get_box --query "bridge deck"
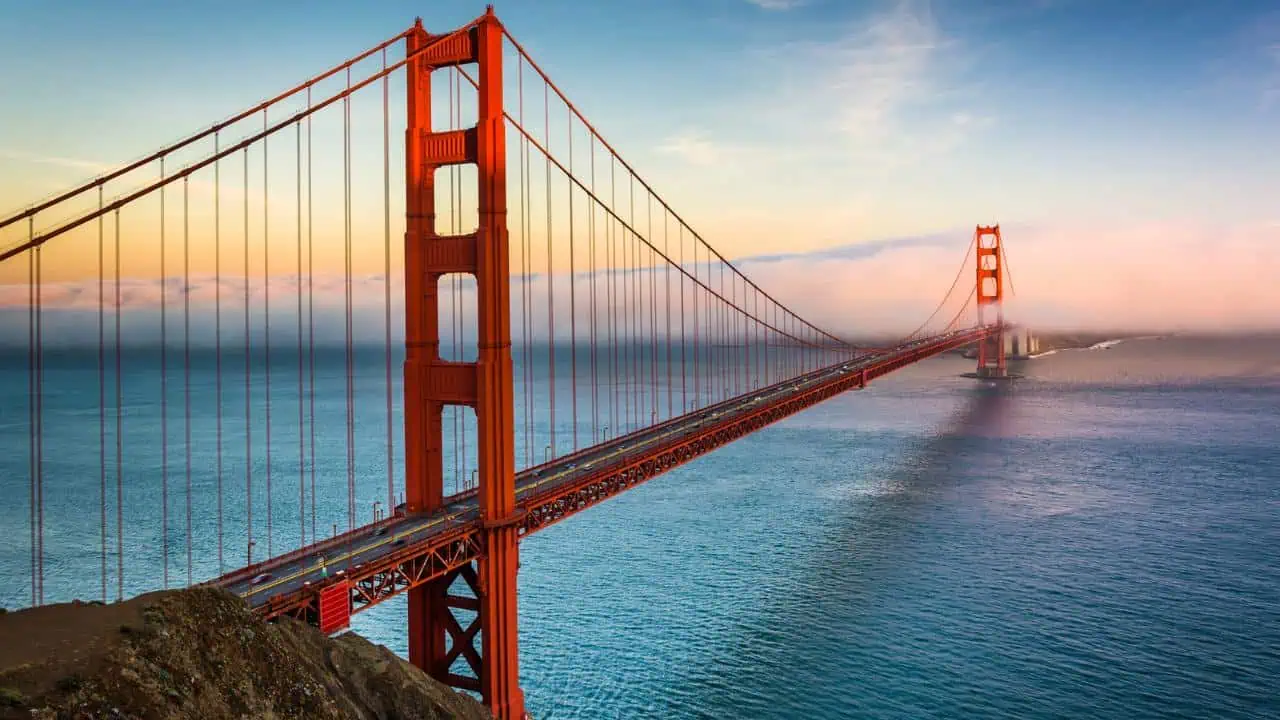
[217,327,992,621]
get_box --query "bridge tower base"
[974,225,1006,378]
[403,11,526,720]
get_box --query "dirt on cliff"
[0,587,490,720]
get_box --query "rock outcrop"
[0,587,489,720]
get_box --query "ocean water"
[3,336,1279,718]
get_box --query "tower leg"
[473,10,525,717]
[407,577,449,674]
[478,525,523,716]
[404,17,451,683]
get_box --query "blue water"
[3,336,1279,718]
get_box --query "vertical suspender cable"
[775,304,780,383]
[692,240,699,409]
[28,227,36,605]
[721,263,727,399]
[544,82,556,459]
[742,279,747,390]
[754,290,760,390]
[746,280,751,391]
[735,274,741,395]
[36,241,44,604]
[215,132,224,573]
[732,271,742,392]
[524,68,535,466]
[640,190,647,425]
[627,175,635,430]
[114,210,124,600]
[160,156,169,588]
[679,224,686,414]
[456,71,466,489]
[716,261,723,399]
[632,176,641,429]
[622,208,631,430]
[296,120,306,542]
[626,195,632,428]
[449,72,459,487]
[664,210,672,419]
[706,244,714,406]
[98,186,107,601]
[617,182,626,430]
[344,67,355,533]
[754,291,760,382]
[741,280,748,391]
[183,176,192,585]
[567,105,578,451]
[588,135,599,441]
[740,277,745,395]
[648,196,657,424]
[609,157,617,436]
[243,147,252,565]
[307,88,317,543]
[712,259,719,399]
[766,304,772,384]
[709,251,716,400]
[455,70,466,492]
[263,109,273,559]
[382,47,395,507]
[517,58,531,467]
[631,192,640,428]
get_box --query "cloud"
[0,148,113,174]
[656,130,753,167]
[824,0,945,142]
[814,0,989,167]
[745,0,805,9]
[733,0,986,171]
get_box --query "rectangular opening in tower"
[441,404,478,500]
[437,272,478,363]
[433,164,479,236]
[979,276,1000,299]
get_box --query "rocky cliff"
[0,587,489,720]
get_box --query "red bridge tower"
[974,224,1006,377]
[403,9,526,719]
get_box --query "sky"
[0,0,1278,336]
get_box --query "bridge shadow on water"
[667,382,1018,719]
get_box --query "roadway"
[224,329,980,607]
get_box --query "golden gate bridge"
[0,8,1012,719]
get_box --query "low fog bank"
[1,218,1276,347]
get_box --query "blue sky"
[1,0,1278,331]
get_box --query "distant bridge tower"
[403,10,526,719]
[974,224,1006,377]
